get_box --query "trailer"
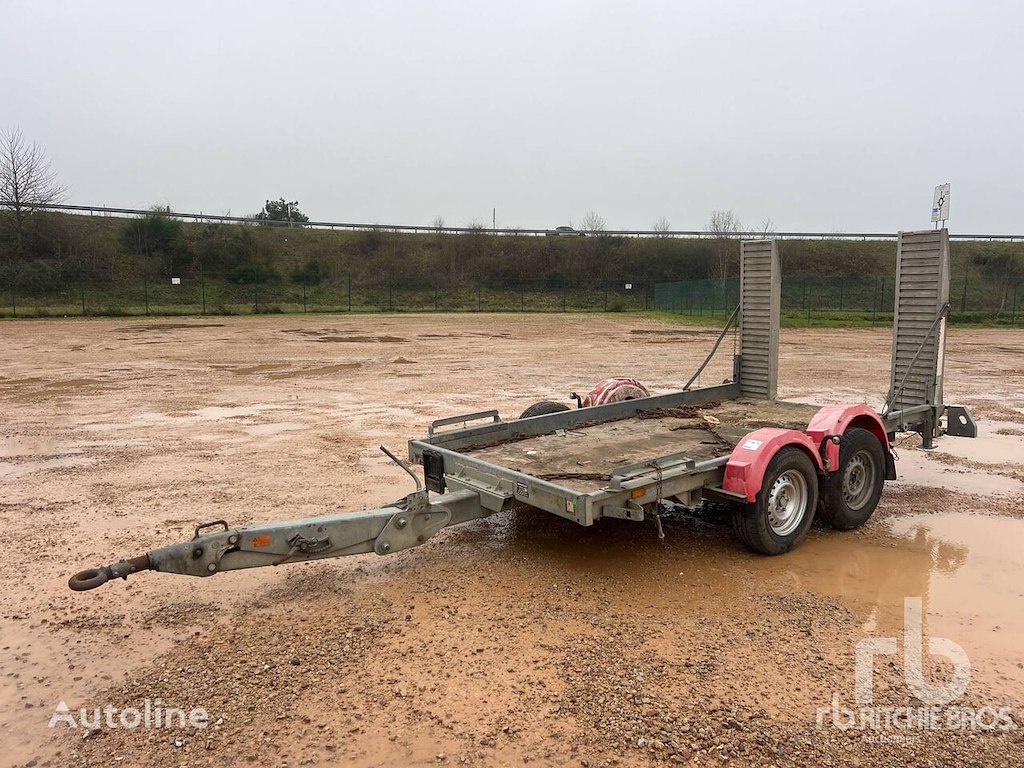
[68,229,976,592]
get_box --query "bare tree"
[652,217,671,236]
[707,209,743,286]
[431,215,445,232]
[707,209,743,238]
[579,211,606,233]
[0,127,66,256]
[757,217,776,235]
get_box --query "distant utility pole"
[493,208,496,231]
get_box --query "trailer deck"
[465,400,822,494]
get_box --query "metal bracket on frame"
[602,499,646,521]
[429,410,501,436]
[609,451,697,490]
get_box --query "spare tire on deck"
[518,400,571,419]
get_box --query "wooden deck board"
[465,399,822,493]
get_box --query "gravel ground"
[1,315,1022,767]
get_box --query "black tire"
[819,427,885,531]
[732,447,818,555]
[518,400,571,419]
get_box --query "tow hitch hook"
[68,554,152,592]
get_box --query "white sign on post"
[931,183,950,223]
[171,277,181,285]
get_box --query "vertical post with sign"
[931,183,950,229]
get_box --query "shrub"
[227,264,280,284]
[290,259,323,285]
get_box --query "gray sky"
[3,0,1022,233]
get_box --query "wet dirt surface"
[1,316,1023,767]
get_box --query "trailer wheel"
[518,400,571,419]
[733,447,818,555]
[819,428,885,530]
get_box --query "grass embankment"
[0,211,1020,325]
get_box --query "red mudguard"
[721,428,824,502]
[721,405,891,502]
[804,404,890,473]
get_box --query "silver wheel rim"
[842,450,877,511]
[767,470,809,537]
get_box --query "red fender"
[722,428,824,502]
[804,404,890,473]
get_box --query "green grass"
[2,287,1019,328]
[626,308,1019,329]
[3,209,1020,325]
[2,296,1019,328]
[0,282,656,318]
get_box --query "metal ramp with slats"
[738,239,781,399]
[883,228,975,446]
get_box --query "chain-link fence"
[654,275,1021,326]
[1,269,1019,325]
[0,271,654,318]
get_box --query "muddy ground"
[2,315,1023,768]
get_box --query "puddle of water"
[831,514,1024,703]
[893,448,1024,496]
[316,335,407,343]
[0,454,95,479]
[223,363,290,375]
[458,505,1024,703]
[243,422,306,437]
[193,405,284,420]
[726,515,1024,702]
[887,515,1024,669]
[188,432,249,445]
[80,412,176,430]
[4,377,107,403]
[282,328,339,335]
[79,405,307,435]
[0,436,59,458]
[0,613,178,768]
[0,377,46,388]
[629,329,716,337]
[930,420,1024,466]
[0,437,95,477]
[43,378,102,389]
[134,411,175,423]
[115,323,225,333]
[781,391,876,407]
[267,363,362,379]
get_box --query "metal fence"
[655,276,897,320]
[1,270,1019,325]
[0,272,654,317]
[655,274,1020,325]
[5,202,1024,241]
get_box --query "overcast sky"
[2,1,1022,233]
